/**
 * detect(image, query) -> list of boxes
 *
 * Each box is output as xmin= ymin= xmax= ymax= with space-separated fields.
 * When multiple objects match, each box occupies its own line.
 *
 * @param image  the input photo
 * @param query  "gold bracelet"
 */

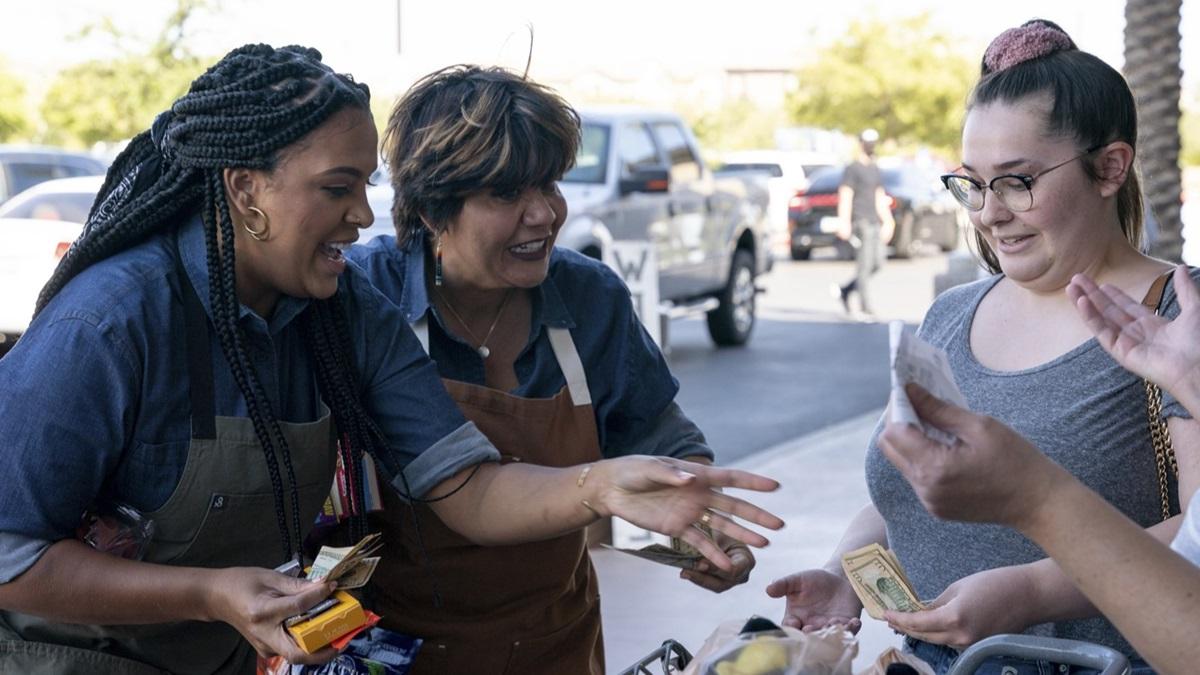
xmin=581 ymin=499 xmax=602 ymax=519
xmin=576 ymin=463 xmax=593 ymax=488
xmin=578 ymin=464 xmax=601 ymax=519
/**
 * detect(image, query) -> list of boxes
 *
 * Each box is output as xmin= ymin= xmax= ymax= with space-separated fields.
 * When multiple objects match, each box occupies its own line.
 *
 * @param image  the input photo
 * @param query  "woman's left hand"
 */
xmin=594 ymin=456 xmax=784 ymax=573
xmin=682 ymin=537 xmax=755 ymax=592
xmin=883 ymin=566 xmax=1036 ymax=650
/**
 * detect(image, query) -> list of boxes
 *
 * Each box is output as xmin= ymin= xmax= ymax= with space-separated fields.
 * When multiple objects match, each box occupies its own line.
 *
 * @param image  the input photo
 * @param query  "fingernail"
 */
xmin=676 ymin=470 xmax=696 ymax=480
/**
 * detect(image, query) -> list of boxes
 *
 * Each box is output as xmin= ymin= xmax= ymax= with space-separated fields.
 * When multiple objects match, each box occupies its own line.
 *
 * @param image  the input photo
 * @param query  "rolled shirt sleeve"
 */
xmin=0 ymin=312 xmax=139 ymax=583
xmin=343 ymin=268 xmax=500 ymax=500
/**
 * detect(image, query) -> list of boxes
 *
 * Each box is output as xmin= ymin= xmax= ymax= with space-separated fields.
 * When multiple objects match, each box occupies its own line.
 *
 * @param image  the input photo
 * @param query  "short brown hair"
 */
xmin=383 ymin=65 xmax=581 ymax=245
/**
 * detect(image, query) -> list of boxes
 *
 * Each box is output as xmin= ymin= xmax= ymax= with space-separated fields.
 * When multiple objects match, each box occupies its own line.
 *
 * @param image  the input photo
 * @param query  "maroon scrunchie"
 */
xmin=983 ymin=21 xmax=1076 ymax=74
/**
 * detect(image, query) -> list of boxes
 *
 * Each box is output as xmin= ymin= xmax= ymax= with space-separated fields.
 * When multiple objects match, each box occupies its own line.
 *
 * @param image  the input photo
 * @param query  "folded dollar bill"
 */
xmin=308 ymin=533 xmax=383 ymax=589
xmin=889 ymin=320 xmax=968 ymax=444
xmin=602 ymin=521 xmax=715 ymax=570
xmin=841 ymin=543 xmax=925 ymax=620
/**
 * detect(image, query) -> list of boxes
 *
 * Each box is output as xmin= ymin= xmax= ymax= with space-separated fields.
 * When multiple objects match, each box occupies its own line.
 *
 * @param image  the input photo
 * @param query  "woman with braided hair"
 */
xmin=768 ymin=19 xmax=1200 ymax=675
xmin=0 ymin=45 xmax=783 ymax=674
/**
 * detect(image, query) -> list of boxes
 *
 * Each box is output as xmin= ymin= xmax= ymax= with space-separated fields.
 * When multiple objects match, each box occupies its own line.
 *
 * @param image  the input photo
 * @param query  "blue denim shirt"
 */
xmin=348 ymin=235 xmax=712 ymax=460
xmin=0 ymin=217 xmax=498 ymax=582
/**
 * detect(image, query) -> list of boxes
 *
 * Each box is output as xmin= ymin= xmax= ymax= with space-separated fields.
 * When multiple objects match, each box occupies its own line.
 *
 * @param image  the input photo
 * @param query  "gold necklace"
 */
xmin=435 ymin=288 xmax=514 ymax=359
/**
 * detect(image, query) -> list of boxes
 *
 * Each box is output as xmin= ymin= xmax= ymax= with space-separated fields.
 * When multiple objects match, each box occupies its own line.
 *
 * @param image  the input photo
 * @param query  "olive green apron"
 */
xmin=369 ymin=322 xmax=605 ymax=675
xmin=0 ymin=260 xmax=336 ymax=674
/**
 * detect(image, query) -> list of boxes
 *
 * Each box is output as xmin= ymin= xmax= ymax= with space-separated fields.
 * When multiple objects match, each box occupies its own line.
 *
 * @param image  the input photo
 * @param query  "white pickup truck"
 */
xmin=555 ymin=108 xmax=770 ymax=347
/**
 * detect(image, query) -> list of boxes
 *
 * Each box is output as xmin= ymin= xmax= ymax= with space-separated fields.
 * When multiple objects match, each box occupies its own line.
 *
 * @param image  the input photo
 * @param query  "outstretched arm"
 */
xmin=764 ymin=503 xmax=886 ymax=633
xmin=428 ymin=455 xmax=784 ymax=574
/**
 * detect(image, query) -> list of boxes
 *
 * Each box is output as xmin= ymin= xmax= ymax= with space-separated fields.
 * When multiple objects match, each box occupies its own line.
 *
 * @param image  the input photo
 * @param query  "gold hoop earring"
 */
xmin=244 ymin=206 xmax=270 ymax=242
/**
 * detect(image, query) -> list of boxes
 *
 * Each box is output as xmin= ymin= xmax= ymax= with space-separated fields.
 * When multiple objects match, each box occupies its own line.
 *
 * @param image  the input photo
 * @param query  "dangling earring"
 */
xmin=434 ymin=235 xmax=444 ymax=287
xmin=244 ymin=206 xmax=270 ymax=242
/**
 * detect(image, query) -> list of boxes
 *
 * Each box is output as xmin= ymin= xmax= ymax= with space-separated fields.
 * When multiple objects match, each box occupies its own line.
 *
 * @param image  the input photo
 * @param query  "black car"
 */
xmin=0 ymin=146 xmax=109 ymax=205
xmin=786 ymin=164 xmax=962 ymax=260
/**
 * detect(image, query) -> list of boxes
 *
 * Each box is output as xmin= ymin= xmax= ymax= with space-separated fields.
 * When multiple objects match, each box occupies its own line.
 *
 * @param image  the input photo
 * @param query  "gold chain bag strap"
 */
xmin=1141 ymin=272 xmax=1180 ymax=520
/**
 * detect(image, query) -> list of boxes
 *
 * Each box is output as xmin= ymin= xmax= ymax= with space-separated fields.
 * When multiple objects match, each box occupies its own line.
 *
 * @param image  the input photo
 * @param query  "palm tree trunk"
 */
xmin=1124 ymin=0 xmax=1184 ymax=262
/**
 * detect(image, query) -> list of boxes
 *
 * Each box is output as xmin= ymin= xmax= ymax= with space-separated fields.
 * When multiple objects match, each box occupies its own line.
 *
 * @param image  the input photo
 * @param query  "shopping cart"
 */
xmin=619 ymin=639 xmax=692 ymax=675
xmin=621 ymin=633 xmax=1130 ymax=675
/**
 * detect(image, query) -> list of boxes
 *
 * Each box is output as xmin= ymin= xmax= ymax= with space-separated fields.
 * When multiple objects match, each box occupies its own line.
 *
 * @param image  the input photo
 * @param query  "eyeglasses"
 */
xmin=940 ymin=144 xmax=1103 ymax=213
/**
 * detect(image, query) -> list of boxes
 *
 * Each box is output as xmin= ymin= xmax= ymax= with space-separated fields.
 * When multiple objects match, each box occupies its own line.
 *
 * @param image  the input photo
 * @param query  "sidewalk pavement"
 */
xmin=594 ymin=408 xmax=901 ymax=674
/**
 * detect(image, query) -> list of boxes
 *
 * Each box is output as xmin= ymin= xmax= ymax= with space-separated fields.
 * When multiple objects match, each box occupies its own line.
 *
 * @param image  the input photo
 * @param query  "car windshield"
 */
xmin=562 ymin=122 xmax=609 ymax=184
xmin=0 ymin=191 xmax=95 ymax=223
xmin=807 ymin=169 xmax=844 ymax=192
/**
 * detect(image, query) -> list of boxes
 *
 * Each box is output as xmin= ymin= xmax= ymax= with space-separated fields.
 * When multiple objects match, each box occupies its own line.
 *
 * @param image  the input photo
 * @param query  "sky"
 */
xmin=1 ymin=0 xmax=1194 ymax=102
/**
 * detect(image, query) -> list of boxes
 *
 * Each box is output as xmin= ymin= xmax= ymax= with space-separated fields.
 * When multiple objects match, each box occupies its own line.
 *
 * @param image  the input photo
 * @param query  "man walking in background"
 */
xmin=834 ymin=129 xmax=894 ymax=318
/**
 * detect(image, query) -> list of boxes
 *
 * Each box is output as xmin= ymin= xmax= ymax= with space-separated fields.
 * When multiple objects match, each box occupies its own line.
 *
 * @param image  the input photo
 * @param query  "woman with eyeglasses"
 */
xmin=767 ymin=19 xmax=1199 ymax=675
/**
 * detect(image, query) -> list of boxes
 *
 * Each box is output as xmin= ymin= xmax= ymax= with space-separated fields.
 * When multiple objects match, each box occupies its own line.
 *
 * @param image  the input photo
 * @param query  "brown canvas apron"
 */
xmin=369 ymin=323 xmax=604 ymax=675
xmin=0 ymin=264 xmax=336 ymax=674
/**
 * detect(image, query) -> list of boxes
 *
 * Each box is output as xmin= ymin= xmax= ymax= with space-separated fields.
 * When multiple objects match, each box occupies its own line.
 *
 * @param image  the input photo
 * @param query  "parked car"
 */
xmin=0 ymin=175 xmax=104 ymax=223
xmin=556 ymin=108 xmax=770 ymax=346
xmin=715 ymin=149 xmax=835 ymax=265
xmin=0 ymin=217 xmax=81 ymax=344
xmin=787 ymin=163 xmax=961 ymax=260
xmin=0 ymin=146 xmax=108 ymax=206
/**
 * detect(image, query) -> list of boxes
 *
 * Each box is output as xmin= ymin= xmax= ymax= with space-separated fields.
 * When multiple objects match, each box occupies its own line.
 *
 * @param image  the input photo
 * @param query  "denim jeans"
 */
xmin=839 ymin=222 xmax=885 ymax=314
xmin=905 ymin=637 xmax=1155 ymax=675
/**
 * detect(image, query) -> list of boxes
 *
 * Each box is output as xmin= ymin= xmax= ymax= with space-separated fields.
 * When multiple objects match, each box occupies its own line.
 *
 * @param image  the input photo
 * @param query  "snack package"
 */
xmin=258 ymin=626 xmax=422 ymax=675
xmin=286 ymin=592 xmax=370 ymax=654
xmin=75 ymin=503 xmax=155 ymax=560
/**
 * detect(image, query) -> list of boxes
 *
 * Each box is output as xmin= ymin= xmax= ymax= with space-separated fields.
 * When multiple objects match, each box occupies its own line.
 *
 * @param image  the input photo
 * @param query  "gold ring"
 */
xmin=698 ymin=511 xmax=712 ymax=527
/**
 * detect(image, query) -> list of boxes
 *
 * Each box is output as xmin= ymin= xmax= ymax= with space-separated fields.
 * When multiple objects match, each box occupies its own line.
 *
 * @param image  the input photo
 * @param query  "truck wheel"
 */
xmin=707 ymin=249 xmax=756 ymax=347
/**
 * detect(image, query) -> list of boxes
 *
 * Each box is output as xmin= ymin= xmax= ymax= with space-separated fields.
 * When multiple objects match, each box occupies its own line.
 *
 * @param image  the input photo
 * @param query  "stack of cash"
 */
xmin=307 ymin=533 xmax=383 ymax=590
xmin=840 ymin=543 xmax=925 ymax=620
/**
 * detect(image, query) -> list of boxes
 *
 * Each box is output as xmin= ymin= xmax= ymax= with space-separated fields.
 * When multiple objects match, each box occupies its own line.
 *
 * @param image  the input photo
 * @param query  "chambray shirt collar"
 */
xmin=177 ymin=215 xmax=310 ymax=334
xmin=397 ymin=236 xmax=576 ymax=331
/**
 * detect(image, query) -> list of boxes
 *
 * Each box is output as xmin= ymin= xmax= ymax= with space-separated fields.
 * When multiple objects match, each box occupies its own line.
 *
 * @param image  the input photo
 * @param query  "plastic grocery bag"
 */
xmin=682 ymin=616 xmax=857 ymax=675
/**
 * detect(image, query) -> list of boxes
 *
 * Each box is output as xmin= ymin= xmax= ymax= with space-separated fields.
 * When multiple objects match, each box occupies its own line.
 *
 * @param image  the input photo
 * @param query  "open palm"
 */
xmin=603 ymin=456 xmax=783 ymax=571
xmin=765 ymin=569 xmax=863 ymax=633
xmin=1069 ymin=266 xmax=1200 ymax=399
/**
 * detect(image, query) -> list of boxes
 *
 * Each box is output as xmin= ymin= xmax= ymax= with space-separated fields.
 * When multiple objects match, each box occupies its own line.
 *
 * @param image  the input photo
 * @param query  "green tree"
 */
xmin=1183 ymin=106 xmax=1200 ymax=168
xmin=0 ymin=62 xmax=31 ymax=142
xmin=786 ymin=14 xmax=975 ymax=153
xmin=688 ymin=99 xmax=786 ymax=154
xmin=39 ymin=0 xmax=209 ymax=147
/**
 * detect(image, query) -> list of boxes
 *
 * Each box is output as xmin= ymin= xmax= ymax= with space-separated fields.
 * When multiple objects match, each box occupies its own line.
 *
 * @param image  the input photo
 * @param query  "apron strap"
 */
xmin=410 ymin=319 xmax=591 ymax=407
xmin=178 ymin=250 xmax=217 ymax=440
xmin=547 ymin=328 xmax=591 ymax=407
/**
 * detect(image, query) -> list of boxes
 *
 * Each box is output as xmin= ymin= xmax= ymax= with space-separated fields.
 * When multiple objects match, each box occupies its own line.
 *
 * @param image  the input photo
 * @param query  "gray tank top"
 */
xmin=867 ymin=271 xmax=1195 ymax=654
